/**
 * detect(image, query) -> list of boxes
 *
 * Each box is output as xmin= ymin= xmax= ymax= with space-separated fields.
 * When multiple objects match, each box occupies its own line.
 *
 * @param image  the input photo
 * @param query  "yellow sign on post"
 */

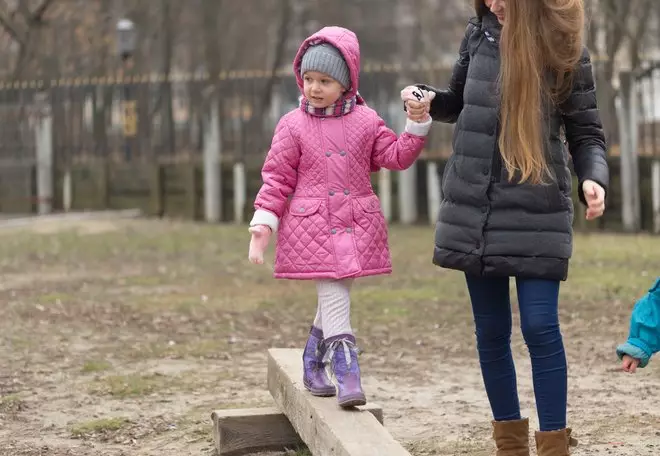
xmin=122 ymin=100 xmax=138 ymax=137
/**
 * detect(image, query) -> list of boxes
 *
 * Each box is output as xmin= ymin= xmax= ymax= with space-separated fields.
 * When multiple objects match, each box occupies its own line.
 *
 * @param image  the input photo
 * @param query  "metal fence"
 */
xmin=2 ymin=61 xmax=659 ymax=168
xmin=0 ymin=63 xmax=457 ymax=166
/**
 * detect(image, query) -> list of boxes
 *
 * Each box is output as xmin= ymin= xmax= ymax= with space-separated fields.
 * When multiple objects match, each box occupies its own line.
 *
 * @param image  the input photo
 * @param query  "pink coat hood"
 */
xmin=293 ymin=26 xmax=365 ymax=104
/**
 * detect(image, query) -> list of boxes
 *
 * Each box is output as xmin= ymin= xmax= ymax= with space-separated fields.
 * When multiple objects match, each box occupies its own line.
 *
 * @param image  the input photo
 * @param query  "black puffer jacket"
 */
xmin=418 ymin=13 xmax=609 ymax=281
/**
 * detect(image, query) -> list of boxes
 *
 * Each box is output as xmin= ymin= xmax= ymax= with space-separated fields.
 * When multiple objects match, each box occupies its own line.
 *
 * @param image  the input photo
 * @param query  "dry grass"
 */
xmin=0 ymin=218 xmax=658 ymax=455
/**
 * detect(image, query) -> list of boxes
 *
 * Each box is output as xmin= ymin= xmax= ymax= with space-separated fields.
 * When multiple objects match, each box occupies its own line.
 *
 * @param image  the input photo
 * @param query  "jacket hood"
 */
xmin=293 ymin=26 xmax=363 ymax=103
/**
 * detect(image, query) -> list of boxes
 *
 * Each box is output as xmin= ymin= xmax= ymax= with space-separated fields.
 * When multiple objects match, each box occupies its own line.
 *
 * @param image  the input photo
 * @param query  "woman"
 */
xmin=404 ymin=0 xmax=608 ymax=455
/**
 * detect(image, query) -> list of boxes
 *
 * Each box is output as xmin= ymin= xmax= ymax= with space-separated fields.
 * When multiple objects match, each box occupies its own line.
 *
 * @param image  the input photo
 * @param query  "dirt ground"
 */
xmin=0 ymin=217 xmax=658 ymax=456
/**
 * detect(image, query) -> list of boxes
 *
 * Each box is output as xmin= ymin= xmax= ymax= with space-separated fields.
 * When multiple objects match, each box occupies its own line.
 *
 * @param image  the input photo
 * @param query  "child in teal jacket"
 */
xmin=617 ymin=277 xmax=660 ymax=373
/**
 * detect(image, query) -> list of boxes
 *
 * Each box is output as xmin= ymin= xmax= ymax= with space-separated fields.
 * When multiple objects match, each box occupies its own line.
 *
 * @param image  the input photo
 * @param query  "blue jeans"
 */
xmin=465 ymin=274 xmax=567 ymax=431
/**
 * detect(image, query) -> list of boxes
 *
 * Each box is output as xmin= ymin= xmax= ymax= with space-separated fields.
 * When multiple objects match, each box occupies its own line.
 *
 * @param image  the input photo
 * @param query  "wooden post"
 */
xmin=203 ymin=94 xmax=222 ymax=222
xmin=618 ymin=71 xmax=641 ymax=232
xmin=267 ymin=348 xmax=411 ymax=456
xmin=212 ymin=405 xmax=384 ymax=456
xmin=34 ymin=92 xmax=53 ymax=215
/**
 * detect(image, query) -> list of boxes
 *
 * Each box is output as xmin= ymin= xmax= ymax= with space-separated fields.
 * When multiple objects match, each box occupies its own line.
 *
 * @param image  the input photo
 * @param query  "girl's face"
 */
xmin=303 ymin=71 xmax=346 ymax=108
xmin=484 ymin=0 xmax=505 ymax=24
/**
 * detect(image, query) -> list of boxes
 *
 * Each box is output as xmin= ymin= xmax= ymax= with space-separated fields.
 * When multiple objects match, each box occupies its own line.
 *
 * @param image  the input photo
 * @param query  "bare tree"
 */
xmin=0 ymin=0 xmax=58 ymax=77
xmin=586 ymin=0 xmax=656 ymax=147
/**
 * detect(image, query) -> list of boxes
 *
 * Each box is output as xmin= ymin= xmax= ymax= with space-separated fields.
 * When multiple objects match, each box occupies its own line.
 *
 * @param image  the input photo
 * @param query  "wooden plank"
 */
xmin=212 ymin=405 xmax=384 ymax=456
xmin=267 ymin=348 xmax=411 ymax=456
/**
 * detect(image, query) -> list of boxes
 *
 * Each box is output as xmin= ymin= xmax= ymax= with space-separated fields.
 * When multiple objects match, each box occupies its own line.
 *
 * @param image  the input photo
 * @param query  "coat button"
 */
xmin=340 ymin=150 xmax=346 ymax=156
xmin=299 ymin=207 xmax=305 ymax=212
xmin=482 ymin=167 xmax=489 ymax=175
xmin=329 ymin=190 xmax=335 ymax=196
xmin=331 ymin=228 xmax=337 ymax=234
xmin=326 ymin=151 xmax=332 ymax=157
xmin=343 ymin=189 xmax=350 ymax=195
xmin=346 ymin=227 xmax=353 ymax=233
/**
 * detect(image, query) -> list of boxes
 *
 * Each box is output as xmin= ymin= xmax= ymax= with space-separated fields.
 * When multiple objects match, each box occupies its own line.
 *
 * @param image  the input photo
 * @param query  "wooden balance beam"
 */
xmin=212 ymin=404 xmax=384 ymax=455
xmin=267 ymin=348 xmax=411 ymax=456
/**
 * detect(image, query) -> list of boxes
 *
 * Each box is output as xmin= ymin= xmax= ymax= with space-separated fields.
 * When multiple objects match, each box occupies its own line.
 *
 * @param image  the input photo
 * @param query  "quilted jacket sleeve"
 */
xmin=560 ymin=46 xmax=609 ymax=206
xmin=370 ymin=114 xmax=431 ymax=171
xmin=414 ymin=22 xmax=475 ymax=124
xmin=616 ymin=278 xmax=660 ymax=368
xmin=250 ymin=116 xmax=300 ymax=232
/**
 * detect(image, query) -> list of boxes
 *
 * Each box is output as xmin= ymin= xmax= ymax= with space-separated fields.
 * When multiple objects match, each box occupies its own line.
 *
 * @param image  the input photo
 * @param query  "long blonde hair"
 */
xmin=476 ymin=0 xmax=585 ymax=184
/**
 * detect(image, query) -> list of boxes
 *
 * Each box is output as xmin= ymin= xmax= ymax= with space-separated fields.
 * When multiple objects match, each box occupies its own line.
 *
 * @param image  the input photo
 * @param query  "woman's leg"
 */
xmin=465 ymin=274 xmax=521 ymax=421
xmin=515 ymin=278 xmax=567 ymax=432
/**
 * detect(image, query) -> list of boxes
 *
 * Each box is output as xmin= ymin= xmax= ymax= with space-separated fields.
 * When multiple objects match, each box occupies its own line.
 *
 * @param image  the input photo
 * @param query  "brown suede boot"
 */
xmin=534 ymin=428 xmax=578 ymax=456
xmin=492 ymin=418 xmax=530 ymax=455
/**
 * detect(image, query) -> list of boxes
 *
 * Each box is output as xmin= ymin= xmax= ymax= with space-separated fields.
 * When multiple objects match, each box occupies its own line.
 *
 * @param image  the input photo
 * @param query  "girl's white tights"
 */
xmin=313 ymin=279 xmax=354 ymax=339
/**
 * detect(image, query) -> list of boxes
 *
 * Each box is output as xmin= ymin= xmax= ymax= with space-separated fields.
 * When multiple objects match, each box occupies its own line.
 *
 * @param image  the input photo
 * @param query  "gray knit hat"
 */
xmin=300 ymin=43 xmax=351 ymax=89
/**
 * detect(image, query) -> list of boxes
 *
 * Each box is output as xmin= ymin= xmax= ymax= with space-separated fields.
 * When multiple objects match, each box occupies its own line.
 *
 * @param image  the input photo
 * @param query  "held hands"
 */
xmin=582 ymin=179 xmax=605 ymax=220
xmin=401 ymin=86 xmax=435 ymax=123
xmin=622 ymin=355 xmax=640 ymax=374
xmin=248 ymin=225 xmax=272 ymax=264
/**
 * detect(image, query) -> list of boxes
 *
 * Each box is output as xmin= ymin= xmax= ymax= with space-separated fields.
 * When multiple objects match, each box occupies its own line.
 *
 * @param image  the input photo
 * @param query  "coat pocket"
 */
xmin=277 ymin=198 xmax=331 ymax=268
xmin=351 ymin=195 xmax=390 ymax=270
xmin=543 ymin=180 xmax=569 ymax=213
xmin=288 ymin=199 xmax=322 ymax=217
xmin=354 ymin=194 xmax=382 ymax=215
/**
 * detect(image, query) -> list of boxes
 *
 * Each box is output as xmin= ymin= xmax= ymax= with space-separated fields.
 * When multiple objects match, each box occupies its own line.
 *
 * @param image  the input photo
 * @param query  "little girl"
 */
xmin=617 ymin=277 xmax=660 ymax=373
xmin=247 ymin=26 xmax=433 ymax=407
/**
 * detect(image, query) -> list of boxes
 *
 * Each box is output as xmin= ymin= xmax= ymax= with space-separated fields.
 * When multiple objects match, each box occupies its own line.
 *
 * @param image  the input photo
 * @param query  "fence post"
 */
xmin=390 ymin=100 xmax=417 ymax=224
xmin=378 ymin=169 xmax=392 ymax=222
xmin=426 ymin=160 xmax=441 ymax=226
xmin=618 ymin=71 xmax=642 ymax=232
xmin=395 ymin=1 xmax=418 ymax=225
xmin=203 ymin=89 xmax=222 ymax=223
xmin=34 ymin=92 xmax=53 ymax=215
xmin=233 ymin=162 xmax=246 ymax=224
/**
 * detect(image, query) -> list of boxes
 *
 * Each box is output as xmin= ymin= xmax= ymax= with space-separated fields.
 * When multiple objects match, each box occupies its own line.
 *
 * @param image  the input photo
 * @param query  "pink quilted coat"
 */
xmin=250 ymin=26 xmax=431 ymax=280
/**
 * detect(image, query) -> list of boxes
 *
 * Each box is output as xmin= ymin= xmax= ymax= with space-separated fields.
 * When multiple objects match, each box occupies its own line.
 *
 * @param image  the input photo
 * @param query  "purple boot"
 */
xmin=302 ymin=326 xmax=336 ymax=397
xmin=324 ymin=334 xmax=366 ymax=407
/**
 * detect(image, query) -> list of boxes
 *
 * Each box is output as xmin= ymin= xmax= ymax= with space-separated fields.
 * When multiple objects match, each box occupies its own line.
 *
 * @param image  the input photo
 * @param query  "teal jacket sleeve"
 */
xmin=616 ymin=278 xmax=660 ymax=368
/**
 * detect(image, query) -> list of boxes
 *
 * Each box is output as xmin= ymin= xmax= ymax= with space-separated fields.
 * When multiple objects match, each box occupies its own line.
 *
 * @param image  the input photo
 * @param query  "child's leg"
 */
xmin=317 ymin=279 xmax=365 ymax=407
xmin=317 ymin=278 xmax=354 ymax=339
xmin=515 ymin=277 xmax=567 ymax=432
xmin=302 ymin=288 xmax=335 ymax=396
xmin=313 ymin=300 xmax=322 ymax=330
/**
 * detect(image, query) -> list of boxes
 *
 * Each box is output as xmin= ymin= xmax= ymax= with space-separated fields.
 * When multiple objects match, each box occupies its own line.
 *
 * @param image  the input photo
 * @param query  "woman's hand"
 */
xmin=401 ymin=86 xmax=434 ymax=122
xmin=582 ymin=179 xmax=605 ymax=220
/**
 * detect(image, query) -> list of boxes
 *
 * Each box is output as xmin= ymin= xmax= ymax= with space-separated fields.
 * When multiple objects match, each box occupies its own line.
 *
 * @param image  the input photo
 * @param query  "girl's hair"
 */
xmin=475 ymin=0 xmax=585 ymax=184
